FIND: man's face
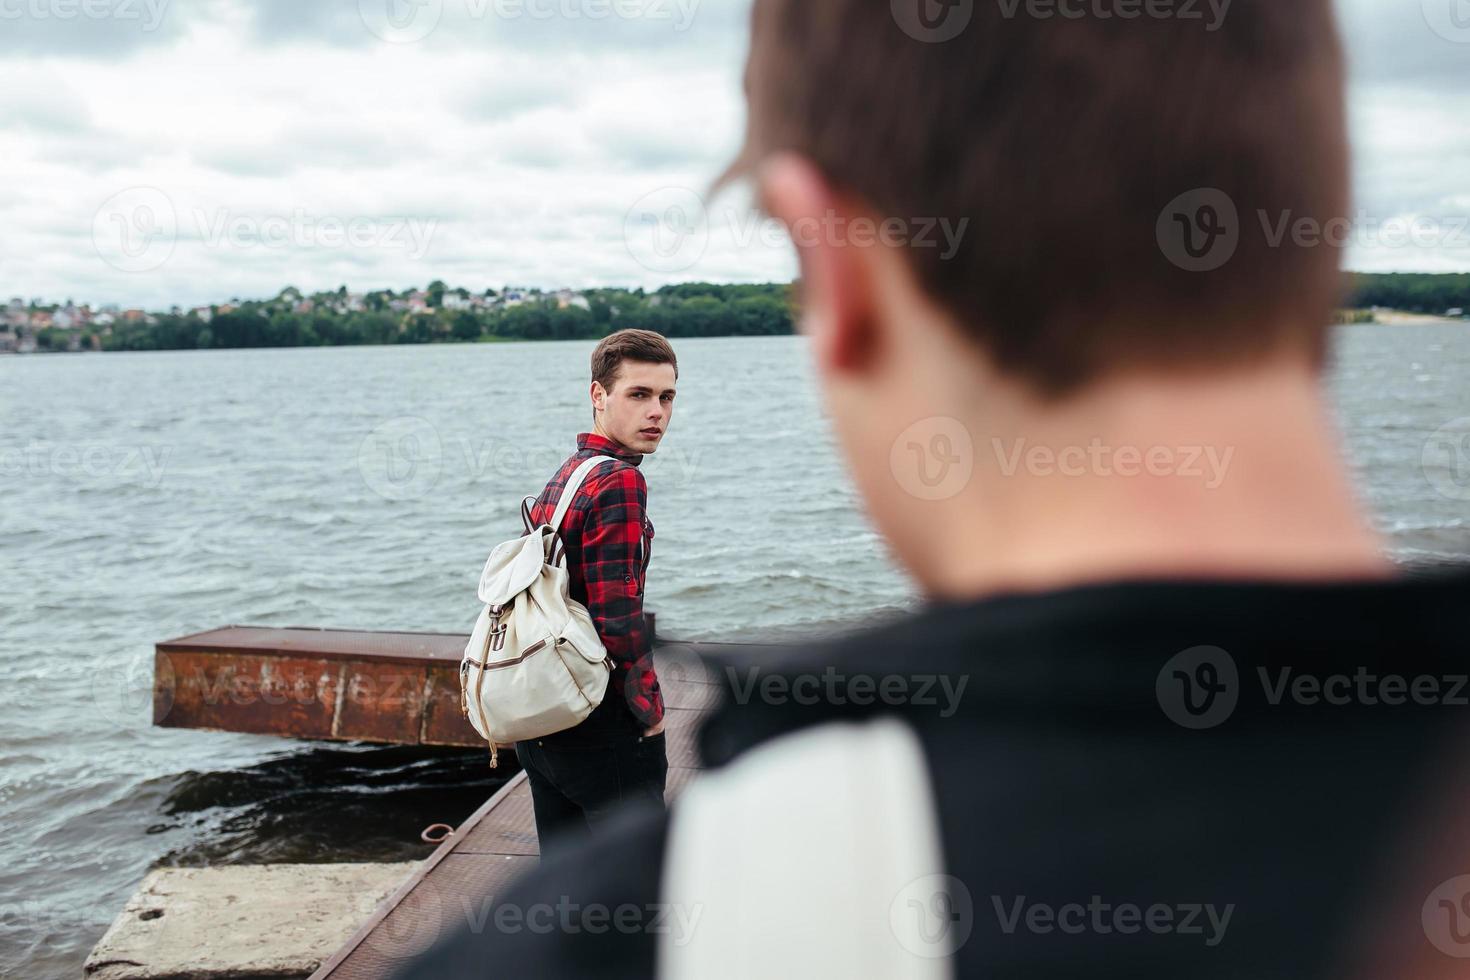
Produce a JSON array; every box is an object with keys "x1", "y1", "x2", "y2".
[{"x1": 593, "y1": 359, "x2": 677, "y2": 454}]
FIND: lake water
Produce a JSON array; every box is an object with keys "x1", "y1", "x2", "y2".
[{"x1": 2, "y1": 328, "x2": 1468, "y2": 977}]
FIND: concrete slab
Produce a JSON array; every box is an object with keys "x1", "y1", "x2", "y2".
[{"x1": 84, "y1": 863, "x2": 420, "y2": 980}]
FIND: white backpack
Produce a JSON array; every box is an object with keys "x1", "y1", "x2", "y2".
[{"x1": 459, "y1": 454, "x2": 617, "y2": 767}]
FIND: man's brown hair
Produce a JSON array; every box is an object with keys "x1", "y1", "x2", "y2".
[
  {"x1": 720, "y1": 0, "x2": 1350, "y2": 397},
  {"x1": 592, "y1": 328, "x2": 679, "y2": 398}
]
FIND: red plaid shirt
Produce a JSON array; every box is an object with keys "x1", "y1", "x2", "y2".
[{"x1": 528, "y1": 432, "x2": 663, "y2": 728}]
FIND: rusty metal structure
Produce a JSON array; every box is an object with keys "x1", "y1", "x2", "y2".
[
  {"x1": 155, "y1": 625, "x2": 484, "y2": 746},
  {"x1": 149, "y1": 622, "x2": 730, "y2": 980},
  {"x1": 153, "y1": 615, "x2": 657, "y2": 747}
]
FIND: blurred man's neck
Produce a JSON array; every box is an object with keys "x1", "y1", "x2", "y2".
[{"x1": 880, "y1": 351, "x2": 1392, "y2": 601}]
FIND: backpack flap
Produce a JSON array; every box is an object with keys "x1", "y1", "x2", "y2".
[{"x1": 477, "y1": 529, "x2": 553, "y2": 606}]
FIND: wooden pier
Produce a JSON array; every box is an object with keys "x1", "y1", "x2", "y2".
[{"x1": 145, "y1": 624, "x2": 730, "y2": 980}]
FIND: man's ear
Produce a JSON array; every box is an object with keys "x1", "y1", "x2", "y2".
[{"x1": 758, "y1": 153, "x2": 879, "y2": 377}]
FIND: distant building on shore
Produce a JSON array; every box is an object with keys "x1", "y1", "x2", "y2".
[{"x1": 555, "y1": 289, "x2": 591, "y2": 311}]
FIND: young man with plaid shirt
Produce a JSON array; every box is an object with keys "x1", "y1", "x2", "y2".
[{"x1": 513, "y1": 329, "x2": 676, "y2": 852}]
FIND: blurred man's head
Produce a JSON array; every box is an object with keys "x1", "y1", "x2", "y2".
[
  {"x1": 722, "y1": 0, "x2": 1380, "y2": 595},
  {"x1": 591, "y1": 329, "x2": 678, "y2": 455},
  {"x1": 724, "y1": 0, "x2": 1348, "y2": 395}
]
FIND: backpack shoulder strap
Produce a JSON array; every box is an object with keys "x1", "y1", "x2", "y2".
[
  {"x1": 657, "y1": 716, "x2": 957, "y2": 979},
  {"x1": 549, "y1": 454, "x2": 619, "y2": 532}
]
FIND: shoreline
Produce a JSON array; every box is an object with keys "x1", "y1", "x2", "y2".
[{"x1": 1355, "y1": 308, "x2": 1467, "y2": 327}]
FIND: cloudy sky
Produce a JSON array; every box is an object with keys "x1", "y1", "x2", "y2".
[{"x1": 1, "y1": 0, "x2": 1467, "y2": 309}]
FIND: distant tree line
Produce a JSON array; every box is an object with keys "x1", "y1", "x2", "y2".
[
  {"x1": 57, "y1": 273, "x2": 1470, "y2": 354},
  {"x1": 1345, "y1": 273, "x2": 1470, "y2": 315},
  {"x1": 101, "y1": 283, "x2": 796, "y2": 352}
]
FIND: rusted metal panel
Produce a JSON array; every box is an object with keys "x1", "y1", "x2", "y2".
[
  {"x1": 158, "y1": 650, "x2": 340, "y2": 738},
  {"x1": 335, "y1": 661, "x2": 431, "y2": 744},
  {"x1": 155, "y1": 648, "x2": 481, "y2": 747},
  {"x1": 153, "y1": 628, "x2": 472, "y2": 746},
  {"x1": 422, "y1": 666, "x2": 482, "y2": 747}
]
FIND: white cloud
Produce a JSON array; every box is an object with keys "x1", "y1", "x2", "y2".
[{"x1": 0, "y1": 0, "x2": 1463, "y2": 309}]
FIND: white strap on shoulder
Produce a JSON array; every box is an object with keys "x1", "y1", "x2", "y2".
[
  {"x1": 657, "y1": 716, "x2": 957, "y2": 980},
  {"x1": 549, "y1": 455, "x2": 617, "y2": 532}
]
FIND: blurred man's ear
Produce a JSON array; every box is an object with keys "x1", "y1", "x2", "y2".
[{"x1": 758, "y1": 153, "x2": 880, "y2": 379}]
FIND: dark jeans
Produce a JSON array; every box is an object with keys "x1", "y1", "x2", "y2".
[{"x1": 514, "y1": 697, "x2": 668, "y2": 856}]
